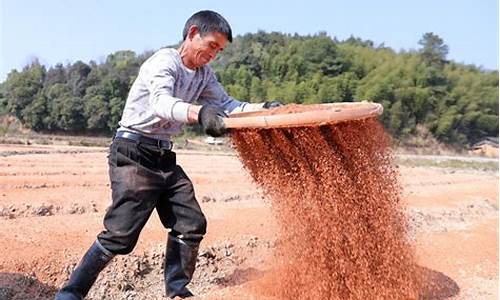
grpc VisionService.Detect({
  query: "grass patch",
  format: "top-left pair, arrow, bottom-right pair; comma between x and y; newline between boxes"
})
397,157 -> 498,171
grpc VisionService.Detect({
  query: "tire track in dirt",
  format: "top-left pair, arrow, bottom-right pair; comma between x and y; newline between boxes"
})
0,149 -> 107,157
0,182 -> 108,190
406,198 -> 499,237
0,202 -> 100,219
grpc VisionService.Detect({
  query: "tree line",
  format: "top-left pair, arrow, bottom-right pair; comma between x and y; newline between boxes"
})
0,31 -> 497,146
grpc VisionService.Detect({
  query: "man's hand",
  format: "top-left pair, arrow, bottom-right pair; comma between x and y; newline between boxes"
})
187,105 -> 202,124
263,100 -> 284,109
198,105 -> 228,137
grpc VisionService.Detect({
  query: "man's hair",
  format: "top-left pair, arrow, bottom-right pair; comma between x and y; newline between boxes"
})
182,10 -> 233,42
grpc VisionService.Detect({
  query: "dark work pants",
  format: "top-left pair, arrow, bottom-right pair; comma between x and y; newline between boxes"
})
97,138 -> 207,255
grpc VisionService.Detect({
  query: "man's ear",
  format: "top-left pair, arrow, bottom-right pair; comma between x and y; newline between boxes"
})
187,25 -> 200,41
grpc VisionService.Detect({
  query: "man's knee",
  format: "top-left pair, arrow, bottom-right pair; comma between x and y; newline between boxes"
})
173,212 -> 207,244
97,234 -> 139,255
195,213 -> 207,237
192,210 -> 207,235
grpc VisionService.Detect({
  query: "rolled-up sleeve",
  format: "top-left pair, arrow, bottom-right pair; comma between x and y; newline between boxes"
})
144,56 -> 190,123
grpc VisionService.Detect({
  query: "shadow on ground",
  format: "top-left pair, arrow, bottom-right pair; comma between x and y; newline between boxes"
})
0,272 -> 57,300
216,265 -> 460,300
418,266 -> 460,300
216,267 -> 264,287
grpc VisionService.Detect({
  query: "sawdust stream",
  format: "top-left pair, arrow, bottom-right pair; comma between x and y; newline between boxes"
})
230,118 -> 419,299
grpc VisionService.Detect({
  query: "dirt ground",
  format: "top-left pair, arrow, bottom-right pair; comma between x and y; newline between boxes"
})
0,143 -> 497,299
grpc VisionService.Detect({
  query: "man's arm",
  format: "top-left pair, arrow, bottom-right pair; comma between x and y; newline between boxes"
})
198,70 -> 270,115
144,53 -> 193,123
193,68 -> 283,135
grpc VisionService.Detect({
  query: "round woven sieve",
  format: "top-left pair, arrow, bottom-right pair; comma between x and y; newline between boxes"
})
224,102 -> 383,129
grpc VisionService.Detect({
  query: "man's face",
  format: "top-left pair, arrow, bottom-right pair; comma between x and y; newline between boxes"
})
187,30 -> 227,68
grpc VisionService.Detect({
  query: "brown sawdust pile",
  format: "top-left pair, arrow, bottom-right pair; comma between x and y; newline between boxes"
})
230,116 -> 419,299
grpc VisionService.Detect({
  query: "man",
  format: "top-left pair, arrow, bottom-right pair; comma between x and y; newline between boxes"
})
55,10 -> 281,300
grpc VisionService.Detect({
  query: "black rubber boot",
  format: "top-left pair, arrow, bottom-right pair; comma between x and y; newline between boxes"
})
55,240 -> 114,300
164,234 -> 200,299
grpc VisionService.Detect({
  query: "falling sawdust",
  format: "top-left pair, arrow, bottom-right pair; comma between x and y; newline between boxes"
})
230,118 -> 419,300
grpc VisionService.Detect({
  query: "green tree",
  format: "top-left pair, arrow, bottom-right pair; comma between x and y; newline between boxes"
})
67,61 -> 91,97
22,93 -> 47,130
45,63 -> 66,86
418,32 -> 449,67
107,97 -> 125,131
3,61 -> 45,118
47,95 -> 85,131
83,94 -> 109,130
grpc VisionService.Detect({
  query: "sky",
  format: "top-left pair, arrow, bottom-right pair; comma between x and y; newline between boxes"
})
1,0 -> 498,81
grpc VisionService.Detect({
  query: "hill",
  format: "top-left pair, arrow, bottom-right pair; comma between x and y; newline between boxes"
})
0,31 -> 497,147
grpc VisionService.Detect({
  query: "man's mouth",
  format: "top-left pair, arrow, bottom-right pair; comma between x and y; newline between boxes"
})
200,54 -> 213,64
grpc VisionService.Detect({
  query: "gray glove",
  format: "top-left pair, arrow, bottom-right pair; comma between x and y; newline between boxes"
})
263,100 -> 284,109
198,105 -> 228,137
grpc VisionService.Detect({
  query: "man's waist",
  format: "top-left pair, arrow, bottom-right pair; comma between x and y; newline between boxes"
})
117,121 -> 180,139
115,130 -> 173,150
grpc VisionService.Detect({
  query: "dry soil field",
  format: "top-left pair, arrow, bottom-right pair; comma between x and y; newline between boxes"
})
0,143 -> 497,299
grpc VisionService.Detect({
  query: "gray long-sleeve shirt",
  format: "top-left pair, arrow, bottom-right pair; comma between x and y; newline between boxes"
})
118,48 -> 262,140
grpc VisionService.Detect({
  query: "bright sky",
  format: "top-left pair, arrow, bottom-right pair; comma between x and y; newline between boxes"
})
1,0 -> 498,81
